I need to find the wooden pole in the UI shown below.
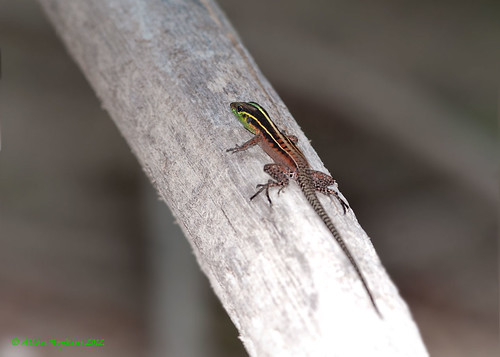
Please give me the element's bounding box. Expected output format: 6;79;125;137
37;0;428;355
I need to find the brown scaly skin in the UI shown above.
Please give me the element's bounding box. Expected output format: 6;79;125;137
227;101;381;317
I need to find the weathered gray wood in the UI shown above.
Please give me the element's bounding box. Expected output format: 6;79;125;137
37;0;429;356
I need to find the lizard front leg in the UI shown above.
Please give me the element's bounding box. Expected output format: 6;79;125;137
226;136;261;153
286;134;298;144
308;169;350;213
250;164;295;205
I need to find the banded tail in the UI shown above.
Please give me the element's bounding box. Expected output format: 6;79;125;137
297;170;381;317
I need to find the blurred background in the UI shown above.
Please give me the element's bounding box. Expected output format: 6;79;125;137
0;0;497;356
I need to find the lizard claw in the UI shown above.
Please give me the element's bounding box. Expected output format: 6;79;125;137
226;145;239;153
340;199;350;214
250;181;274;205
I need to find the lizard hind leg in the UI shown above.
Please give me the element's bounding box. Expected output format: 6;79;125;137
250;164;293;204
309;169;350;214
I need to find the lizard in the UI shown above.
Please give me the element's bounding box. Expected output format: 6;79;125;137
227;101;381;317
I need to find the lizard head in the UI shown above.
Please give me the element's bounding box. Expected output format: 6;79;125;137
230;101;270;135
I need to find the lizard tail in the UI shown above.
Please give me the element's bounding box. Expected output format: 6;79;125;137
297;171;382;317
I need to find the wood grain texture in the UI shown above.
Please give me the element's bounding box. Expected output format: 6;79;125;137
37;0;428;355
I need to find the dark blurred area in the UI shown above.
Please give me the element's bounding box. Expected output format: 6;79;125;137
0;0;497;356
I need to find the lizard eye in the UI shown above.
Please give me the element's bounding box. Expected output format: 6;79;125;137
237;105;243;112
